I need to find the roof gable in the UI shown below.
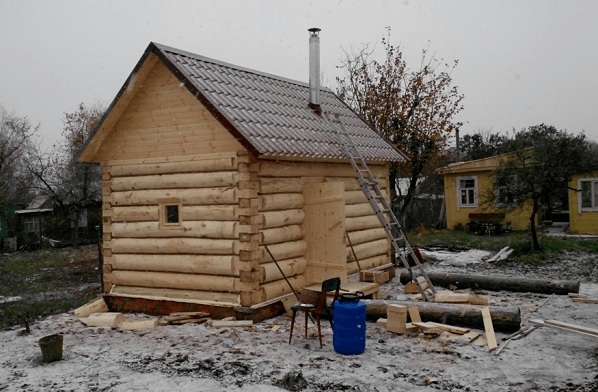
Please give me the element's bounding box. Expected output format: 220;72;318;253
79;42;407;163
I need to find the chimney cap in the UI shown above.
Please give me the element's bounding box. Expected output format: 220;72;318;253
308;28;321;36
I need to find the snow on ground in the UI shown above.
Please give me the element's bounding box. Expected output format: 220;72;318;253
2;267;598;391
419;249;492;266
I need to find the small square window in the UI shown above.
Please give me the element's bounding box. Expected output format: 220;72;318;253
159;198;182;229
166;205;179;224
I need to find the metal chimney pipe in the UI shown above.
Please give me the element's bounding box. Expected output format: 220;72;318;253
308;28;321;109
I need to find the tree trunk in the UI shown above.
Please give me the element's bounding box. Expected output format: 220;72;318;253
364;300;521;333
72;210;80;248
399;271;579;295
530;199;540;250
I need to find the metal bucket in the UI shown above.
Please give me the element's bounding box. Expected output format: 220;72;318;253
38;334;63;362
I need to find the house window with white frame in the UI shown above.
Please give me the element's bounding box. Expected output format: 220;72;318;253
24;216;40;233
457;176;477;207
579;178;598;211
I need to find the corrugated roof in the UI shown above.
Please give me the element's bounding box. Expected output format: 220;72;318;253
150;43;407;162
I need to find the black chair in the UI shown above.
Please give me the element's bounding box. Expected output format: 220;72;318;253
288;277;341;348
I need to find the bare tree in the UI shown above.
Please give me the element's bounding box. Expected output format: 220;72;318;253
337;29;464;228
0;106;37;204
25;103;104;246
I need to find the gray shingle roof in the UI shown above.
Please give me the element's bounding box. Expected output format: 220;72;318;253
151;43;407;162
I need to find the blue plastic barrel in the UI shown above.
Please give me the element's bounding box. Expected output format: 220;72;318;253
333;292;366;355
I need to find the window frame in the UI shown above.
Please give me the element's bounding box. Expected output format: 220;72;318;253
24;216;40;233
457;176;478;208
578;178;598;213
158;198;183;229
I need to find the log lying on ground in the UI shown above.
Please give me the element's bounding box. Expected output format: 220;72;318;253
363;300;521;333
400;271;579;295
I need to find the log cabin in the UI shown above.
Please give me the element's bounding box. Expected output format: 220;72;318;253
78;30;408;319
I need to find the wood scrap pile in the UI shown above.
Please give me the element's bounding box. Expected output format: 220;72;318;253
160;312;210;325
377;304;499;351
569;293;598;304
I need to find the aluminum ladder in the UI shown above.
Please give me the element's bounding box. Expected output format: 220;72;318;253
326;113;436;301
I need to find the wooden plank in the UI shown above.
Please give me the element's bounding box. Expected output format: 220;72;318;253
412;322;442;334
481;307;498;351
572;298;598;304
408;306;421;323
211;320;253;328
74;297;108;318
427;322;470;335
568;293;588;298
543;320;598;337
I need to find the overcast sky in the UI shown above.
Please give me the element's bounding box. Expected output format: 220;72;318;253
1;0;597;150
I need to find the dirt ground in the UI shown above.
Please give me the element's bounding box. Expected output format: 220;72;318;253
1;248;597;391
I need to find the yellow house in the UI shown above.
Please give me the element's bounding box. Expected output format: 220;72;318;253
436;154;533;232
568;171;598;234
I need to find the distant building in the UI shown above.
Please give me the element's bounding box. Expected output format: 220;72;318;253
568;171;598;234
436;154;535;232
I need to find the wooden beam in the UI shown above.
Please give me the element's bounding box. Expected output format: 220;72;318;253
482;307;498;351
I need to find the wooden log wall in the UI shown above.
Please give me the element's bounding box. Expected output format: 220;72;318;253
256;160;391;301
102;155;392;308
102;152;252;306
